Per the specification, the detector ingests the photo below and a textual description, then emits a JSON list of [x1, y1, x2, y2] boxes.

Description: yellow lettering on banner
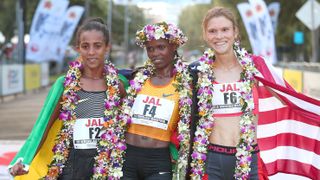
[[283, 69, 302, 92]]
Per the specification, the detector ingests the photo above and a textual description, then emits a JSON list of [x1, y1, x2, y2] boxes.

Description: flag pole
[[107, 0, 112, 60]]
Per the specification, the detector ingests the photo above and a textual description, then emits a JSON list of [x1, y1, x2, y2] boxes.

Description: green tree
[[110, 4, 145, 48], [0, 1, 16, 42], [265, 0, 312, 59], [69, 0, 145, 48], [0, 0, 145, 48], [178, 0, 318, 61], [0, 0, 39, 41], [178, 4, 212, 52]]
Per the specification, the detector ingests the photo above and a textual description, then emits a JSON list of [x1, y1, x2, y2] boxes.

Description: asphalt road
[[0, 88, 49, 140]]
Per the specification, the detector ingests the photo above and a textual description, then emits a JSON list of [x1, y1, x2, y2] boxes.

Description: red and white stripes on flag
[[253, 56, 320, 180]]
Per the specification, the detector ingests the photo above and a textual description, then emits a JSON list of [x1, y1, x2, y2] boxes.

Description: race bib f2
[[73, 117, 105, 149], [131, 94, 174, 130]]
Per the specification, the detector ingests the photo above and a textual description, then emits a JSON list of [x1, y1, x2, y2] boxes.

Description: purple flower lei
[[190, 45, 258, 179], [92, 61, 123, 179], [44, 57, 122, 179], [120, 56, 193, 179]]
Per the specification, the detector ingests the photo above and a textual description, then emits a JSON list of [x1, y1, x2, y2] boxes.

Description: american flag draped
[[253, 56, 320, 180]]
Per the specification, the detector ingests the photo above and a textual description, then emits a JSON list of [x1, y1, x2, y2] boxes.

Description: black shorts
[[122, 144, 172, 180], [205, 144, 259, 180], [58, 147, 97, 180]]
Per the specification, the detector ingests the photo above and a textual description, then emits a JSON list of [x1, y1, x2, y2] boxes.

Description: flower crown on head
[[135, 22, 188, 48]]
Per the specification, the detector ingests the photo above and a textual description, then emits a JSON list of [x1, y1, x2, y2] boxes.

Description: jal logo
[[219, 83, 240, 105], [142, 96, 162, 106], [219, 83, 240, 92], [85, 118, 104, 127], [85, 118, 104, 139]]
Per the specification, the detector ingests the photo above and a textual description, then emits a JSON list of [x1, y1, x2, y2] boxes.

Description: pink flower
[[59, 111, 71, 121]]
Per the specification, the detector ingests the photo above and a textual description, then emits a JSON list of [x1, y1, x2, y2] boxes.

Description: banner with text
[[26, 0, 69, 62], [267, 2, 280, 33], [52, 6, 84, 61], [237, 0, 277, 64]]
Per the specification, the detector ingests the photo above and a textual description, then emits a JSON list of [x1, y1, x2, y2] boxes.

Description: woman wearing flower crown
[[8, 17, 128, 179], [118, 22, 193, 180], [188, 7, 270, 180]]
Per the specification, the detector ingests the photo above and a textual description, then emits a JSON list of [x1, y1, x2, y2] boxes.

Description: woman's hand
[[9, 162, 28, 176]]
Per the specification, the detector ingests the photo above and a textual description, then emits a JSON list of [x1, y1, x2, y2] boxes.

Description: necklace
[[190, 45, 258, 179], [120, 55, 193, 180], [82, 75, 104, 80], [44, 57, 122, 179]]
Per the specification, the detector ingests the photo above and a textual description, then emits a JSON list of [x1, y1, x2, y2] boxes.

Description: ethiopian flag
[[9, 74, 129, 179], [9, 76, 64, 179]]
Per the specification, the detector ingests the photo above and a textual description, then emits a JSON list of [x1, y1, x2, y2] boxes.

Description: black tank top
[[75, 89, 106, 118], [59, 90, 107, 179]]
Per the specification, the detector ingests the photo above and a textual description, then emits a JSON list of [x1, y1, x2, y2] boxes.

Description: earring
[[233, 39, 240, 51], [172, 52, 179, 65]]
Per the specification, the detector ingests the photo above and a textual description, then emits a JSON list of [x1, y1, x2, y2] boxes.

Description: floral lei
[[120, 55, 193, 179], [45, 57, 122, 179], [190, 44, 258, 179], [135, 22, 188, 48]]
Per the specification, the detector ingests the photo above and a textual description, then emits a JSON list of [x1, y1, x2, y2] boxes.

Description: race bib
[[131, 94, 174, 130], [73, 118, 105, 149], [212, 82, 242, 114]]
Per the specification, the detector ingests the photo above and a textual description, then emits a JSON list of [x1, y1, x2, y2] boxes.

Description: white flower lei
[[120, 56, 193, 180], [190, 45, 258, 179]]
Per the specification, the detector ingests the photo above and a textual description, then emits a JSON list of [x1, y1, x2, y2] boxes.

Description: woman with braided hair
[[118, 22, 193, 180]]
